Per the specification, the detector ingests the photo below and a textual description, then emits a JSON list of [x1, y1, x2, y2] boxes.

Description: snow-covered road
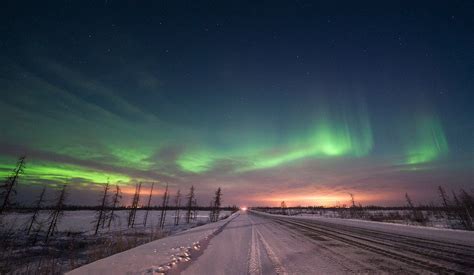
[[69, 210, 474, 274], [181, 211, 474, 274]]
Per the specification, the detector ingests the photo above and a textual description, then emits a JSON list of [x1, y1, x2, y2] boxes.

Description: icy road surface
[[69, 210, 474, 274]]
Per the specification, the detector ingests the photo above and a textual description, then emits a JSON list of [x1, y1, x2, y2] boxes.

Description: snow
[[182, 211, 355, 274], [254, 211, 474, 246], [67, 210, 474, 274], [2, 210, 232, 234], [66, 212, 239, 274]]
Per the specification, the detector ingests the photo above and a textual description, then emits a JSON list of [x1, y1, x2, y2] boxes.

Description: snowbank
[[66, 212, 239, 275]]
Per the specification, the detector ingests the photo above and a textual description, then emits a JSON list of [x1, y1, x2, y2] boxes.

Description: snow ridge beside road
[[67, 212, 239, 275]]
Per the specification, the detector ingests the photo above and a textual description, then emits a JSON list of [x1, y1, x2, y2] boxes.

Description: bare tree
[[27, 186, 46, 235], [349, 193, 356, 208], [405, 192, 425, 224], [185, 186, 195, 224], [452, 190, 473, 230], [158, 184, 169, 229], [210, 187, 222, 222], [192, 197, 198, 221], [281, 201, 287, 215], [438, 186, 450, 208], [128, 182, 142, 228], [143, 182, 155, 227], [107, 185, 122, 229], [174, 189, 181, 226], [0, 156, 26, 215], [45, 184, 67, 243], [94, 181, 110, 235]]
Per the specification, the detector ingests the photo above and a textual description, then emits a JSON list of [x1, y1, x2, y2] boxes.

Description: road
[[181, 210, 474, 274]]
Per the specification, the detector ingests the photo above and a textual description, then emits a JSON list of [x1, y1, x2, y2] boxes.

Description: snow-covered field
[[0, 210, 233, 274], [2, 209, 232, 234], [259, 207, 469, 229]]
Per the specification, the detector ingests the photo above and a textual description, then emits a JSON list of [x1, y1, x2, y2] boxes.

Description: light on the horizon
[[240, 206, 248, 211]]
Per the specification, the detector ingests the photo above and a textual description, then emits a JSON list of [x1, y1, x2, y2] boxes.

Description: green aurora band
[[0, 156, 131, 186], [0, 76, 450, 187], [177, 103, 374, 173], [404, 114, 449, 165]]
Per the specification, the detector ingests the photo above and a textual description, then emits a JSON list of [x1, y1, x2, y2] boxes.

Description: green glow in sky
[[404, 115, 448, 165], [107, 144, 155, 170], [0, 157, 131, 186], [177, 102, 373, 173], [177, 150, 215, 173]]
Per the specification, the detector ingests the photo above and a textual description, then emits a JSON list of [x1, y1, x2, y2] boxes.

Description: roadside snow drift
[[66, 212, 238, 275]]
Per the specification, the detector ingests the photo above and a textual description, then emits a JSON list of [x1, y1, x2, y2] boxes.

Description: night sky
[[0, 1, 473, 206]]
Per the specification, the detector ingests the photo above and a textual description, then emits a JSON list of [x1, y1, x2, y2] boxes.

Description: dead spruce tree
[[405, 192, 425, 225], [209, 187, 222, 222], [94, 181, 110, 235], [185, 186, 195, 224], [459, 189, 474, 224], [0, 156, 26, 215], [158, 184, 169, 229], [45, 184, 67, 243], [281, 201, 288, 215], [192, 197, 198, 221], [26, 186, 46, 235], [107, 184, 122, 229], [348, 193, 363, 218], [438, 186, 455, 224], [143, 182, 155, 227], [174, 189, 181, 226], [452, 190, 473, 230], [128, 182, 142, 228]]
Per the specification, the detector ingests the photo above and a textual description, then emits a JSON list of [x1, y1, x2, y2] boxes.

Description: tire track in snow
[[269, 216, 471, 273], [255, 228, 288, 275], [248, 225, 262, 275]]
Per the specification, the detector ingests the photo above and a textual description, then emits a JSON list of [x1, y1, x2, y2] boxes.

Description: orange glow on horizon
[[119, 185, 167, 196], [251, 192, 392, 207]]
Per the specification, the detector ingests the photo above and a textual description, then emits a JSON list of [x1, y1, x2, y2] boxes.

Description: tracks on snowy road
[[72, 210, 474, 274], [254, 212, 474, 274]]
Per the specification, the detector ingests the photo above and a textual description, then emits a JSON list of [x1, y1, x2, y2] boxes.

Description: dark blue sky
[[0, 1, 473, 206]]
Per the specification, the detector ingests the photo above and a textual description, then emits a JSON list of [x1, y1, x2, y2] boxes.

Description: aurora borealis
[[0, 1, 472, 206]]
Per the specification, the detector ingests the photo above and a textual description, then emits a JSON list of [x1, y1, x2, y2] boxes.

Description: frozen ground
[[0, 210, 232, 274], [70, 210, 474, 274], [261, 207, 467, 229], [2, 210, 232, 234]]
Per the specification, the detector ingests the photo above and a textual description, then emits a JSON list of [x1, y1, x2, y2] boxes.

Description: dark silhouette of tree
[[192, 197, 198, 221], [210, 187, 222, 222], [94, 180, 110, 235], [0, 156, 26, 214], [107, 185, 122, 229], [452, 190, 473, 230], [185, 186, 195, 224], [27, 186, 46, 235], [349, 193, 356, 208], [158, 184, 169, 229], [281, 201, 287, 215], [45, 184, 67, 243], [438, 186, 450, 208], [128, 182, 142, 228], [405, 192, 425, 224], [174, 189, 181, 226], [143, 182, 155, 227]]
